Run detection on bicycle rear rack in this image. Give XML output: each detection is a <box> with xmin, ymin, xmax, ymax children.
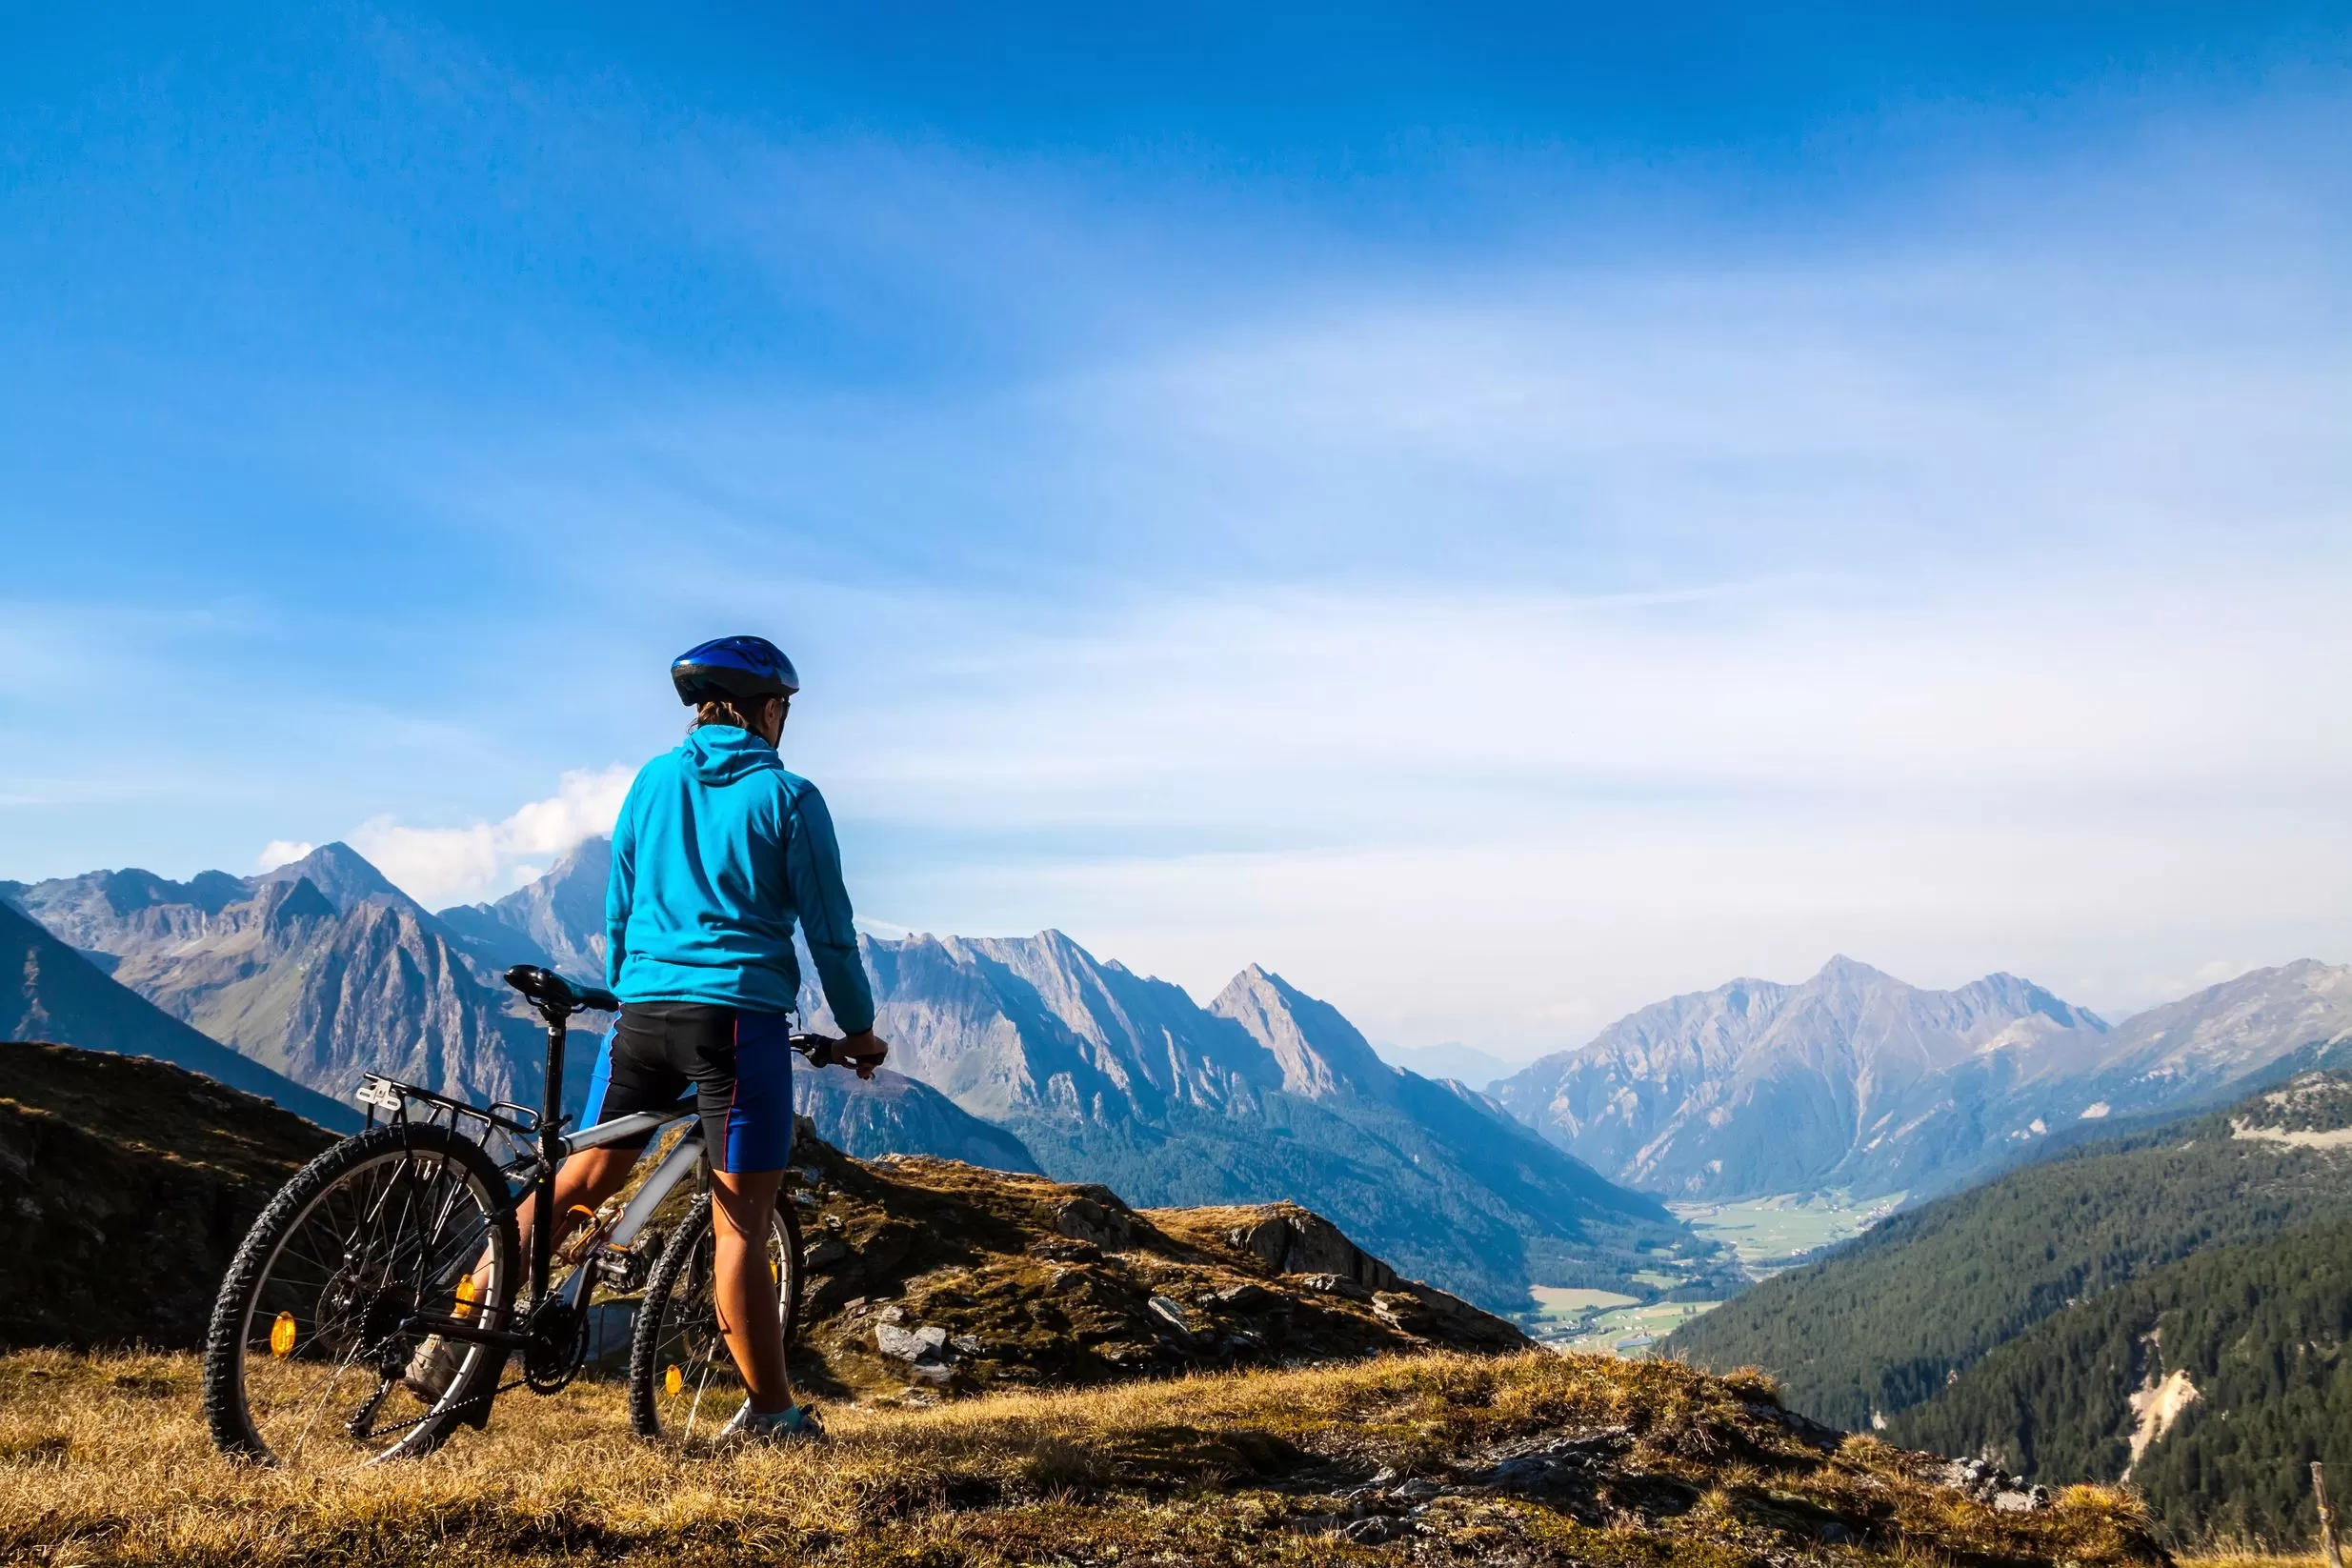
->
<box><xmin>356</xmin><ymin>1074</ymin><xmax>545</xmax><ymax>1167</ymax></box>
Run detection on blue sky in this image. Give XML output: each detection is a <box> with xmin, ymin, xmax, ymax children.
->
<box><xmin>4</xmin><ymin>4</ymin><xmax>2348</xmax><ymax>1052</ymax></box>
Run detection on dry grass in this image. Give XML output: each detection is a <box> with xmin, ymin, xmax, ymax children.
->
<box><xmin>0</xmin><ymin>1346</ymin><xmax>2171</xmax><ymax>1568</ymax></box>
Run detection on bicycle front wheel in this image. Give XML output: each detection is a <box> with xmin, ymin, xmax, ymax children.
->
<box><xmin>203</xmin><ymin>1122</ymin><xmax>519</xmax><ymax>1468</ymax></box>
<box><xmin>626</xmin><ymin>1190</ymin><xmax>803</xmax><ymax>1441</ymax></box>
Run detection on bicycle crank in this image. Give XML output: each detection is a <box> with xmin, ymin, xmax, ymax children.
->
<box><xmin>522</xmin><ymin>1298</ymin><xmax>589</xmax><ymax>1394</ymax></box>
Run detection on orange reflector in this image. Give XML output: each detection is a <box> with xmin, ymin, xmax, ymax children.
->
<box><xmin>664</xmin><ymin>1364</ymin><xmax>683</xmax><ymax>1397</ymax></box>
<box><xmin>770</xmin><ymin>1260</ymin><xmax>781</xmax><ymax>1285</ymax></box>
<box><xmin>453</xmin><ymin>1274</ymin><xmax>478</xmax><ymax>1320</ymax></box>
<box><xmin>270</xmin><ymin>1312</ymin><xmax>297</xmax><ymax>1357</ymax></box>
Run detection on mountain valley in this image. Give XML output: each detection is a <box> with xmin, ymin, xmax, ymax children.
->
<box><xmin>1670</xmin><ymin>1071</ymin><xmax>2352</xmax><ymax>1540</ymax></box>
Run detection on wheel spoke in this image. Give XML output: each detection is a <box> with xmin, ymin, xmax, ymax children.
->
<box><xmin>212</xmin><ymin>1132</ymin><xmax>514</xmax><ymax>1471</ymax></box>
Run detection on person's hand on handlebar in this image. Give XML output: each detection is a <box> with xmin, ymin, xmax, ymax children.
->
<box><xmin>836</xmin><ymin>1029</ymin><xmax>889</xmax><ymax>1080</ymax></box>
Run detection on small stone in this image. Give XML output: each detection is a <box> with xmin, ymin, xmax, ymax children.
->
<box><xmin>1208</xmin><ymin>1282</ymin><xmax>1275</xmax><ymax>1310</ymax></box>
<box><xmin>1391</xmin><ymin>1478</ymin><xmax>1441</xmax><ymax>1502</ymax></box>
<box><xmin>1030</xmin><ymin>1238</ymin><xmax>1103</xmax><ymax>1263</ymax></box>
<box><xmin>951</xmin><ymin>1335</ymin><xmax>984</xmax><ymax>1356</ymax></box>
<box><xmin>1055</xmin><ymin>1195</ymin><xmax>1138</xmax><ymax>1249</ymax></box>
<box><xmin>1340</xmin><ymin>1517</ymin><xmax>1402</xmax><ymax>1544</ymax></box>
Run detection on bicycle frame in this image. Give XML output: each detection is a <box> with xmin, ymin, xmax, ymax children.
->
<box><xmin>351</xmin><ymin>976</ymin><xmax>833</xmax><ymax>1376</ymax></box>
<box><xmin>352</xmin><ymin>1070</ymin><xmax>710</xmax><ymax>1355</ymax></box>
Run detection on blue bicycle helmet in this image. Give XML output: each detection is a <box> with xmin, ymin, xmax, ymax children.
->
<box><xmin>671</xmin><ymin>634</ymin><xmax>801</xmax><ymax>706</ymax></box>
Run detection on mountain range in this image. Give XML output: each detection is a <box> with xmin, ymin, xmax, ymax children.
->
<box><xmin>1494</xmin><ymin>955</ymin><xmax>2352</xmax><ymax>1200</ymax></box>
<box><xmin>8</xmin><ymin>846</ymin><xmax>553</xmax><ymax>1110</ymax></box>
<box><xmin>4</xmin><ymin>838</ymin><xmax>1719</xmax><ymax>1312</ymax></box>
<box><xmin>0</xmin><ymin>898</ymin><xmax>356</xmax><ymax>1131</ymax></box>
<box><xmin>794</xmin><ymin>932</ymin><xmax>1721</xmax><ymax>1309</ymax></box>
<box><xmin>15</xmin><ymin>832</ymin><xmax>2350</xmax><ymax>1312</ymax></box>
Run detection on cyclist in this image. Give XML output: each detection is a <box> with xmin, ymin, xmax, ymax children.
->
<box><xmin>410</xmin><ymin>634</ymin><xmax>887</xmax><ymax>1443</ymax></box>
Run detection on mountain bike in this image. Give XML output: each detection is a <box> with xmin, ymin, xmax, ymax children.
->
<box><xmin>202</xmin><ymin>964</ymin><xmax>844</xmax><ymax>1468</ymax></box>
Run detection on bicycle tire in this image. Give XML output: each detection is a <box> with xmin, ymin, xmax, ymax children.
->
<box><xmin>203</xmin><ymin>1121</ymin><xmax>520</xmax><ymax>1467</ymax></box>
<box><xmin>625</xmin><ymin>1190</ymin><xmax>803</xmax><ymax>1441</ymax></box>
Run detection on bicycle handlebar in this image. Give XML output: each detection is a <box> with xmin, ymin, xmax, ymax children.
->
<box><xmin>791</xmin><ymin>1032</ymin><xmax>885</xmax><ymax>1074</ymax></box>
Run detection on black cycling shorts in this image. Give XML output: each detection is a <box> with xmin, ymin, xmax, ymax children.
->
<box><xmin>581</xmin><ymin>1003</ymin><xmax>796</xmax><ymax>1174</ymax></box>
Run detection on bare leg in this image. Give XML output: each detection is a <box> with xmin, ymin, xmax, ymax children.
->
<box><xmin>710</xmin><ymin>1167</ymin><xmax>794</xmax><ymax>1414</ymax></box>
<box><xmin>412</xmin><ymin>1144</ymin><xmax>646</xmax><ymax>1397</ymax></box>
<box><xmin>477</xmin><ymin>1145</ymin><xmax>639</xmax><ymax>1303</ymax></box>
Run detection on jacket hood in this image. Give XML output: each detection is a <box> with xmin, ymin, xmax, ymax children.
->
<box><xmin>677</xmin><ymin>724</ymin><xmax>784</xmax><ymax>786</ymax></box>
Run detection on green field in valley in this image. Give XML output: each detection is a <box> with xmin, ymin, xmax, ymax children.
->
<box><xmin>1520</xmin><ymin>1190</ymin><xmax>1905</xmax><ymax>1357</ymax></box>
<box><xmin>1534</xmin><ymin>1295</ymin><xmax>1724</xmax><ymax>1355</ymax></box>
<box><xmin>1670</xmin><ymin>1190</ymin><xmax>1905</xmax><ymax>1274</ymax></box>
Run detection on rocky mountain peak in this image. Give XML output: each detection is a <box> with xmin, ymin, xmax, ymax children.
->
<box><xmin>1814</xmin><ymin>953</ymin><xmax>1891</xmax><ymax>984</ymax></box>
<box><xmin>248</xmin><ymin>841</ymin><xmax>426</xmax><ymax>920</ymax></box>
<box><xmin>1492</xmin><ymin>956</ymin><xmax>2126</xmax><ymax>1200</ymax></box>
<box><xmin>436</xmin><ymin>834</ymin><xmax>611</xmax><ymax>979</ymax></box>
<box><xmin>1209</xmin><ymin>965</ymin><xmax>1396</xmax><ymax>1101</ymax></box>
<box><xmin>250</xmin><ymin>874</ymin><xmax>339</xmax><ymax>935</ymax></box>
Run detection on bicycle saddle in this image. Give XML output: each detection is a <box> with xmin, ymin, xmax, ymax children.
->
<box><xmin>503</xmin><ymin>965</ymin><xmax>621</xmax><ymax>1015</ymax></box>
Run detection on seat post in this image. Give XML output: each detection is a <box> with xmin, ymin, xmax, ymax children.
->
<box><xmin>533</xmin><ymin>1008</ymin><xmax>569</xmax><ymax>1304</ymax></box>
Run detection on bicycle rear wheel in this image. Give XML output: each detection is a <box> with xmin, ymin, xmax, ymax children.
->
<box><xmin>626</xmin><ymin>1190</ymin><xmax>803</xmax><ymax>1441</ymax></box>
<box><xmin>203</xmin><ymin>1122</ymin><xmax>519</xmax><ymax>1468</ymax></box>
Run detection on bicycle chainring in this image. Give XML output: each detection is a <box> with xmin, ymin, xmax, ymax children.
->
<box><xmin>522</xmin><ymin>1299</ymin><xmax>587</xmax><ymax>1394</ymax></box>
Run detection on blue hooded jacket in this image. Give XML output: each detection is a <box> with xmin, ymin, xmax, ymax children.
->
<box><xmin>604</xmin><ymin>725</ymin><xmax>876</xmax><ymax>1030</ymax></box>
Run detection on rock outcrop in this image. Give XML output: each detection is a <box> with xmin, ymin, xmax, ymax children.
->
<box><xmin>774</xmin><ymin>1126</ymin><xmax>1534</xmax><ymax>1402</ymax></box>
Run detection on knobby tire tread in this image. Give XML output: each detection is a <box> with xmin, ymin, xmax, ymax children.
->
<box><xmin>625</xmin><ymin>1191</ymin><xmax>804</xmax><ymax>1439</ymax></box>
<box><xmin>201</xmin><ymin>1121</ymin><xmax>519</xmax><ymax>1465</ymax></box>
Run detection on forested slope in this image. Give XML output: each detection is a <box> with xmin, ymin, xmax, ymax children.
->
<box><xmin>1668</xmin><ymin>1075</ymin><xmax>2352</xmax><ymax>1433</ymax></box>
<box><xmin>1889</xmin><ymin>1215</ymin><xmax>2352</xmax><ymax>1544</ymax></box>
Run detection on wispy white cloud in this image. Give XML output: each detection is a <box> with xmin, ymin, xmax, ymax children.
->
<box><xmin>255</xmin><ymin>839</ymin><xmax>315</xmax><ymax>872</ymax></box>
<box><xmin>332</xmin><ymin>766</ymin><xmax>632</xmax><ymax>909</ymax></box>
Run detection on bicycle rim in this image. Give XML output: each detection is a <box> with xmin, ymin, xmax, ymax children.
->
<box><xmin>636</xmin><ymin>1199</ymin><xmax>799</xmax><ymax>1442</ymax></box>
<box><xmin>227</xmin><ymin>1138</ymin><xmax>512</xmax><ymax>1468</ymax></box>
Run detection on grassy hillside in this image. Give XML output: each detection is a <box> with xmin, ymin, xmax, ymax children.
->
<box><xmin>1889</xmin><ymin>1215</ymin><xmax>2352</xmax><ymax>1546</ymax></box>
<box><xmin>0</xmin><ymin>1346</ymin><xmax>2165</xmax><ymax>1568</ymax></box>
<box><xmin>0</xmin><ymin>1041</ymin><xmax>336</xmax><ymax>1348</ymax></box>
<box><xmin>1668</xmin><ymin>1075</ymin><xmax>2352</xmax><ymax>1433</ymax></box>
